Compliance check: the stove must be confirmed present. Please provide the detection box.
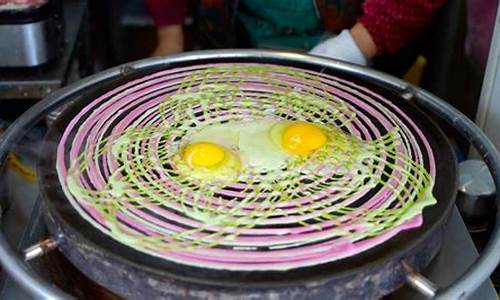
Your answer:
[0,50,499,299]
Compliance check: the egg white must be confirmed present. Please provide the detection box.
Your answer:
[185,119,293,173]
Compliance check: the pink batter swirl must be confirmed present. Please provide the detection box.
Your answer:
[56,63,436,271]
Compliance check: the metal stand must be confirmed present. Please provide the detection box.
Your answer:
[0,50,499,299]
[23,238,60,262]
[403,260,438,298]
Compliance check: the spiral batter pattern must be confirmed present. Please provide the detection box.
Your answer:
[56,63,436,271]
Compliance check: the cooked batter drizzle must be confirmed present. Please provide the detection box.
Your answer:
[57,64,436,271]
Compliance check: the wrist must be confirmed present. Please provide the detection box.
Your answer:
[157,24,183,41]
[350,22,378,60]
[153,24,184,56]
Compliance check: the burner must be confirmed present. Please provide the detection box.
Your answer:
[54,63,437,271]
[36,56,457,299]
[3,49,500,300]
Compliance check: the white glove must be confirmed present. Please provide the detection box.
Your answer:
[309,29,368,66]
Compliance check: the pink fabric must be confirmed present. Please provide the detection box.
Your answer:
[360,0,448,54]
[465,0,497,70]
[144,0,188,27]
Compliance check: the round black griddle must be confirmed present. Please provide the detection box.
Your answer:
[36,54,457,299]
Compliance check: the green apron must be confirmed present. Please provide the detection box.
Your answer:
[238,0,324,51]
[238,0,363,51]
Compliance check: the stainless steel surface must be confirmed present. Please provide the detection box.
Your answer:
[457,160,496,225]
[23,245,44,262]
[459,160,495,196]
[23,238,59,261]
[405,274,437,298]
[0,20,55,67]
[0,0,85,99]
[391,207,497,300]
[0,144,72,299]
[415,87,500,299]
[402,260,438,298]
[0,191,49,300]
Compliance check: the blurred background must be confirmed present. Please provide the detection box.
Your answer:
[0,0,499,298]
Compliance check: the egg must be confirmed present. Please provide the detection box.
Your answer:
[183,142,226,167]
[270,121,327,156]
[174,142,241,183]
[174,119,329,183]
[187,119,293,172]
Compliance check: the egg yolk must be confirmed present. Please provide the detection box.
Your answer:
[183,142,226,167]
[282,123,327,155]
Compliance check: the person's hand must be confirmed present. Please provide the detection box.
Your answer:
[309,22,377,66]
